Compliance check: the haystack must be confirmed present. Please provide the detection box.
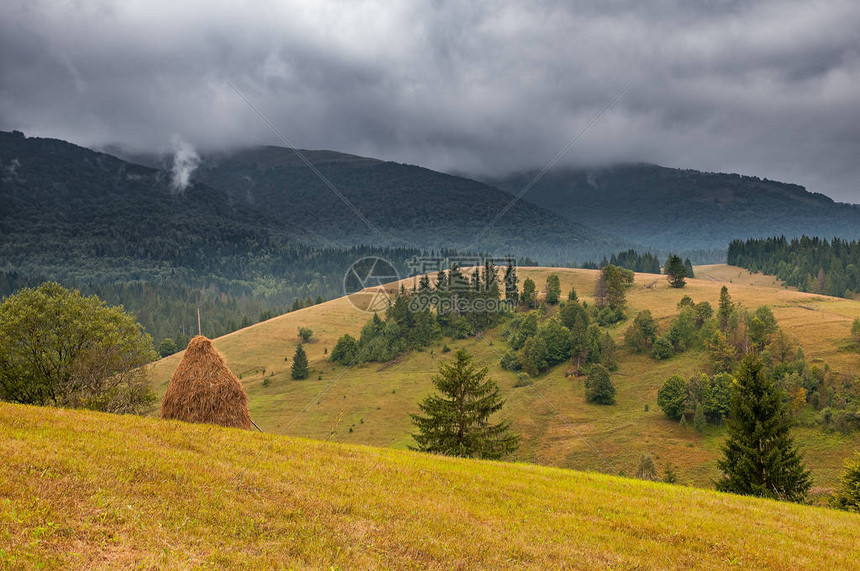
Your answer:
[160,335,252,429]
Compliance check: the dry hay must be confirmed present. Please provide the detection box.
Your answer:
[160,335,251,429]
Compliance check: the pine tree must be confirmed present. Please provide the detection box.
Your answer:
[717,286,734,331]
[684,258,695,279]
[545,274,561,304]
[503,261,519,306]
[585,364,616,404]
[291,343,310,379]
[521,278,536,308]
[716,355,812,502]
[665,254,687,288]
[409,349,519,459]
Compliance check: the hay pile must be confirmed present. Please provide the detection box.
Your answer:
[160,335,251,429]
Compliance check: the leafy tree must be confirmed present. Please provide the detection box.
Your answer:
[298,327,313,343]
[521,277,536,308]
[853,318,860,344]
[746,306,778,350]
[585,364,615,405]
[157,338,179,358]
[624,309,658,352]
[594,265,631,311]
[291,344,310,379]
[665,254,687,288]
[545,274,561,304]
[831,452,860,512]
[716,356,812,502]
[0,283,155,413]
[522,335,549,376]
[330,333,359,365]
[657,375,688,420]
[410,349,519,459]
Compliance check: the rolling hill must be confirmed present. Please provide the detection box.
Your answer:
[150,265,860,490]
[2,402,858,569]
[484,164,860,253]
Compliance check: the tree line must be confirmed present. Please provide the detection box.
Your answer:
[728,235,860,298]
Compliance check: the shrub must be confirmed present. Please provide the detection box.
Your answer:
[831,452,860,512]
[330,333,359,365]
[652,336,674,360]
[298,327,313,342]
[636,453,659,481]
[500,352,523,371]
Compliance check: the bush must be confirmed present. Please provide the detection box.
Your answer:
[636,453,658,481]
[831,452,860,512]
[585,364,615,405]
[652,336,674,360]
[330,333,359,365]
[298,327,313,342]
[500,352,523,372]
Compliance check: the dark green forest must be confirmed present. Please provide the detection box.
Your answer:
[487,164,860,254]
[728,236,860,298]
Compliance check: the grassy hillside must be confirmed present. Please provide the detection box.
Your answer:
[150,265,860,489]
[2,403,859,569]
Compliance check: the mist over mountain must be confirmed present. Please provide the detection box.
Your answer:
[485,164,860,252]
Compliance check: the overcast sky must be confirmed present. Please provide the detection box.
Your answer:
[1,0,859,201]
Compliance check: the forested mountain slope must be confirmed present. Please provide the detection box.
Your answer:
[485,164,860,253]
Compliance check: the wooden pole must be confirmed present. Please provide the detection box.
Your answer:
[249,419,263,432]
[197,307,202,336]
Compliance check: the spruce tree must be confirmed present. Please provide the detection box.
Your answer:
[545,274,561,304]
[521,278,536,308]
[410,349,519,459]
[716,355,812,502]
[585,364,616,404]
[291,343,310,379]
[504,262,519,306]
[684,258,695,279]
[665,254,687,288]
[717,286,734,331]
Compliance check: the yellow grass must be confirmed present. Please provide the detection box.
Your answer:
[148,265,860,489]
[2,402,859,569]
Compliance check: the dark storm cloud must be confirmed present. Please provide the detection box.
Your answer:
[1,0,859,201]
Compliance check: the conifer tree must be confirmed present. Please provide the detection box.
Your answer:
[545,274,561,304]
[585,364,616,404]
[684,258,695,279]
[718,286,734,331]
[831,452,860,512]
[521,277,536,308]
[291,343,310,379]
[410,349,519,459]
[716,356,812,502]
[504,261,519,306]
[665,254,687,288]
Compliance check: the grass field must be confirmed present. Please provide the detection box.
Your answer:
[149,265,860,489]
[2,402,859,570]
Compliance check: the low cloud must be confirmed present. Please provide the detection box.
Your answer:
[169,136,199,193]
[1,0,858,201]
